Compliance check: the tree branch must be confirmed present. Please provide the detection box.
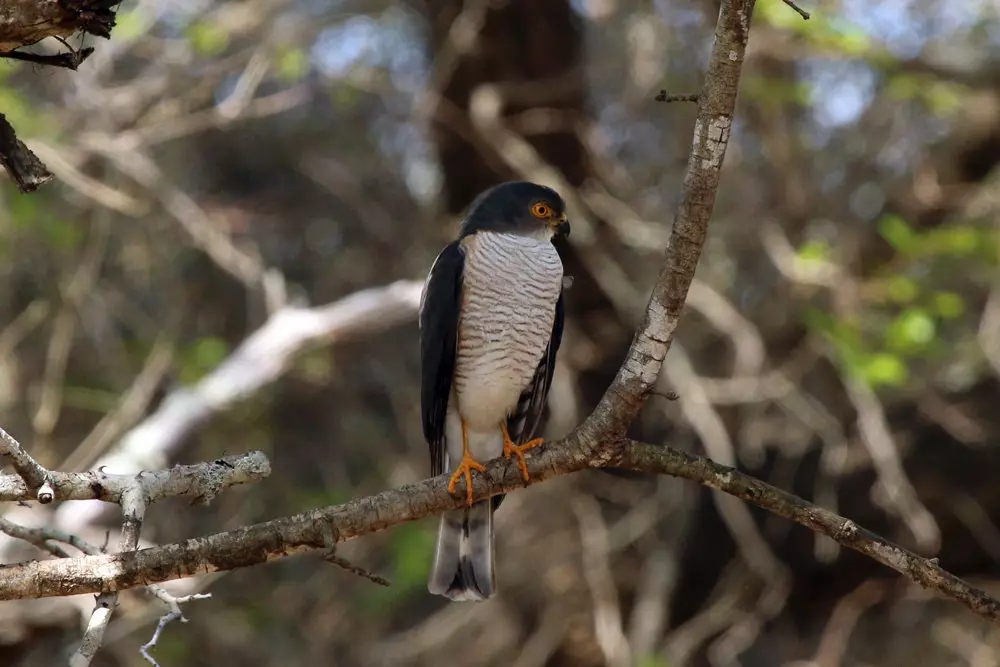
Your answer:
[0,450,271,503]
[583,0,754,441]
[2,438,998,624]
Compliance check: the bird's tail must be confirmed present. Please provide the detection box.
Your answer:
[427,501,495,601]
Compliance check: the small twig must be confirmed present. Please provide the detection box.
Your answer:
[71,477,150,667]
[0,46,95,70]
[140,591,212,666]
[139,610,182,667]
[321,522,390,587]
[0,113,53,192]
[781,0,811,20]
[325,552,391,587]
[649,389,680,401]
[0,518,98,557]
[655,91,699,103]
[0,518,71,558]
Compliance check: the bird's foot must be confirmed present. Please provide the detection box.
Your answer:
[447,452,487,506]
[503,436,544,482]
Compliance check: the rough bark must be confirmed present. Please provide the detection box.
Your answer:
[3,438,998,627]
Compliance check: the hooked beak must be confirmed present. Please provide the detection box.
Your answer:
[550,213,570,237]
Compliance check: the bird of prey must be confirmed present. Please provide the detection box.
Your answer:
[420,181,570,601]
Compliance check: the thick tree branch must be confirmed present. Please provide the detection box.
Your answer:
[2,438,998,625]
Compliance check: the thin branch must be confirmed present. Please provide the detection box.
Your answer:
[781,0,811,20]
[0,450,271,502]
[0,518,95,558]
[0,46,94,70]
[584,0,755,442]
[70,476,150,666]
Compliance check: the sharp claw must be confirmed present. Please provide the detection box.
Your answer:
[448,454,487,506]
[502,435,544,482]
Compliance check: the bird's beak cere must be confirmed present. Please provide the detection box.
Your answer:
[550,213,571,237]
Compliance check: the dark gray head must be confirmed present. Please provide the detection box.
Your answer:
[458,181,571,241]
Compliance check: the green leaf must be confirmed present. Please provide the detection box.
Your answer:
[878,214,916,254]
[930,292,964,319]
[885,275,918,303]
[186,21,230,57]
[194,337,228,370]
[885,308,935,353]
[796,239,831,263]
[928,226,979,256]
[113,9,147,41]
[276,47,309,82]
[886,74,921,101]
[924,82,963,117]
[863,353,908,387]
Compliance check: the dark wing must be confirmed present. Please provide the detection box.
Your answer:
[506,290,565,443]
[420,240,465,477]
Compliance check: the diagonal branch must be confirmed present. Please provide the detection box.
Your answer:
[584,0,755,441]
[1,437,998,625]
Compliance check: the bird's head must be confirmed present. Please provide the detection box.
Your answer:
[459,181,571,241]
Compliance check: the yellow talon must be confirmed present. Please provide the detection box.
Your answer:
[448,452,487,506]
[449,418,486,506]
[501,422,544,482]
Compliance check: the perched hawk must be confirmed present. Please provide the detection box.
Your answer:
[420,181,570,601]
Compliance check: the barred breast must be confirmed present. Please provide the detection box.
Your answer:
[454,231,563,431]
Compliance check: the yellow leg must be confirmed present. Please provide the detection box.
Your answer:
[501,422,544,482]
[447,419,487,506]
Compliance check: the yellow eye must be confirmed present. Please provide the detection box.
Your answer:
[531,202,553,219]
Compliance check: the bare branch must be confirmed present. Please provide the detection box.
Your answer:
[0,518,94,558]
[70,464,153,666]
[0,450,270,503]
[584,0,755,441]
[781,0,811,20]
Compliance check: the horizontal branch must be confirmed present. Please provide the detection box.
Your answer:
[0,451,270,503]
[2,437,997,626]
